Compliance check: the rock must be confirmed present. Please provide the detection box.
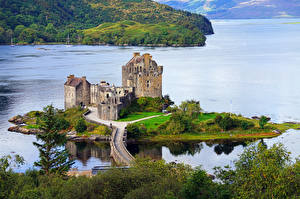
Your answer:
[272,130,281,134]
[8,126,42,135]
[8,115,24,124]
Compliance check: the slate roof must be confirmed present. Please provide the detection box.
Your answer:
[64,77,90,87]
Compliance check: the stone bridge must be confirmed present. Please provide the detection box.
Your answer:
[84,107,163,165]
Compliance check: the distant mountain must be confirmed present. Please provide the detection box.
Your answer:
[0,0,213,46]
[155,0,300,19]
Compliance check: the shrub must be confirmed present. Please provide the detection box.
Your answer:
[55,117,70,130]
[259,115,270,129]
[240,120,254,130]
[75,118,87,133]
[126,123,141,139]
[119,108,129,118]
[214,115,223,125]
[218,115,234,131]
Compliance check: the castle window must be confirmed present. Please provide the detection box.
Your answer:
[108,106,110,109]
[107,94,109,98]
[146,80,150,88]
[140,66,142,71]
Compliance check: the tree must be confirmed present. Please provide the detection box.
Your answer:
[33,105,74,175]
[181,168,215,199]
[218,115,234,131]
[179,100,202,119]
[215,143,300,198]
[75,118,87,133]
[0,155,24,199]
[14,25,25,37]
[259,115,270,129]
[18,28,37,43]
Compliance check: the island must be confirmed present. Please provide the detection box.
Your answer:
[8,52,300,144]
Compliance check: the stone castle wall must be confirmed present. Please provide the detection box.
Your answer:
[64,52,163,121]
[122,53,163,98]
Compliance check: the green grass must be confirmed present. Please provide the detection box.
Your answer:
[135,114,171,130]
[133,112,300,141]
[83,20,206,46]
[117,112,164,122]
[283,22,300,24]
[135,112,221,131]
[21,107,111,136]
[194,112,225,123]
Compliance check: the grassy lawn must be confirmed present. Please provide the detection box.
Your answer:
[135,113,222,131]
[116,112,164,122]
[135,114,171,130]
[134,112,300,141]
[194,112,225,123]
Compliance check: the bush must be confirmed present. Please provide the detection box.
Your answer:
[126,123,141,139]
[119,108,129,118]
[259,115,270,129]
[55,117,70,130]
[240,120,254,130]
[75,118,87,133]
[215,143,299,199]
[214,115,223,125]
[218,115,234,131]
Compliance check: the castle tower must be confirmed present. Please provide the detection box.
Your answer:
[64,75,91,109]
[122,53,163,98]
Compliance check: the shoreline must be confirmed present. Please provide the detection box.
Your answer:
[8,111,300,143]
[2,43,206,47]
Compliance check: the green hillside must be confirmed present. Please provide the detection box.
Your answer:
[83,21,206,46]
[0,0,213,46]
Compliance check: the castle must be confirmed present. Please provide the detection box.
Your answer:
[64,53,163,120]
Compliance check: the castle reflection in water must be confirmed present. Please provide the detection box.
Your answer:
[66,140,250,167]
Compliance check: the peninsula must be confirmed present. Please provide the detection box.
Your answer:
[0,0,213,46]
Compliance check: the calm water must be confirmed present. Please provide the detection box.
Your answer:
[0,18,300,172]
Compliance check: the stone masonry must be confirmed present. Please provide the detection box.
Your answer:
[64,53,163,120]
[122,52,163,98]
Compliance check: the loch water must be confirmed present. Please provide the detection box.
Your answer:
[0,18,300,173]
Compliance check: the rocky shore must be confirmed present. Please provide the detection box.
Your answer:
[8,115,110,142]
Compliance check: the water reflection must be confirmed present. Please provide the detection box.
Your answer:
[66,142,111,168]
[213,141,247,155]
[128,140,248,158]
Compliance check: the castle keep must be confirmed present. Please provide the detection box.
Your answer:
[64,53,163,120]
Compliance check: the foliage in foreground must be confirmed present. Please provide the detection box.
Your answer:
[0,144,299,199]
[215,143,300,199]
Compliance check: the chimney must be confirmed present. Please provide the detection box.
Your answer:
[133,52,140,57]
[67,74,75,81]
[100,81,107,86]
[143,53,151,66]
[82,76,86,81]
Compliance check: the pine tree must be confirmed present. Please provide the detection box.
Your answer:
[33,105,74,175]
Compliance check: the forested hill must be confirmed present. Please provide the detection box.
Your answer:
[0,0,213,46]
